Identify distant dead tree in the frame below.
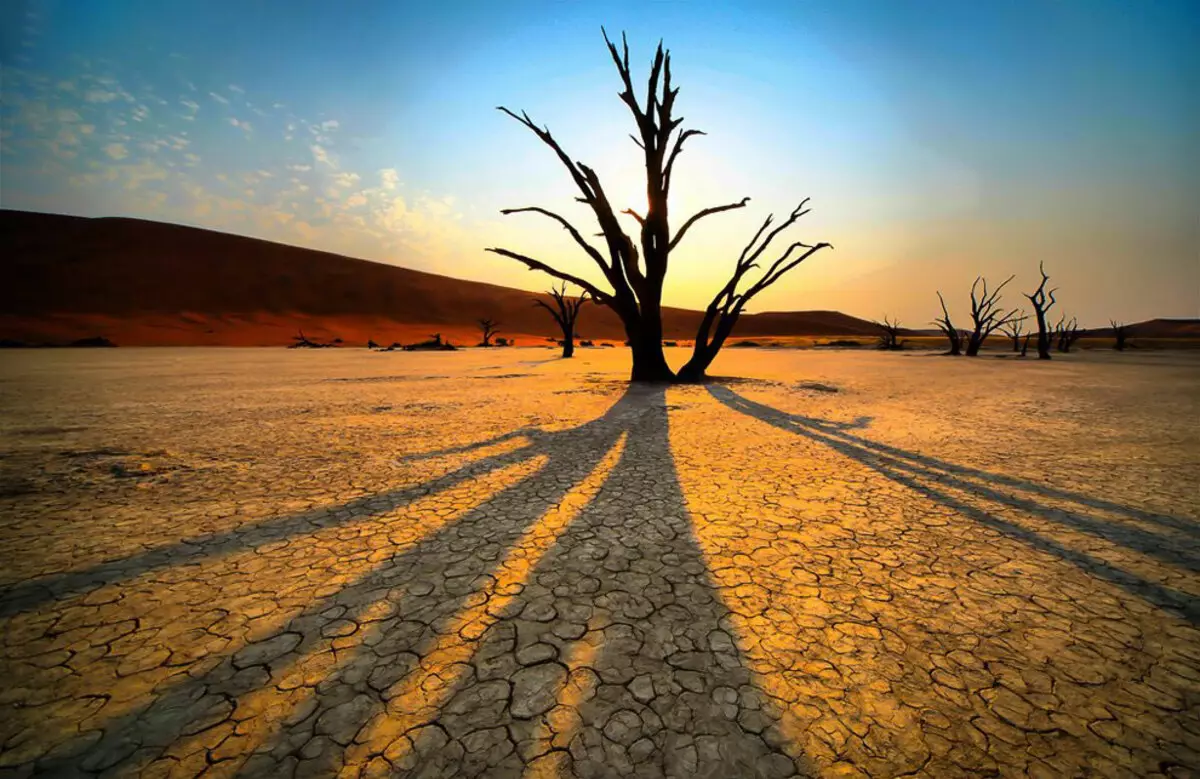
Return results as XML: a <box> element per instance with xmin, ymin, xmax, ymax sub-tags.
<box><xmin>933</xmin><ymin>291</ymin><xmax>963</xmax><ymax>355</ymax></box>
<box><xmin>875</xmin><ymin>316</ymin><xmax>903</xmax><ymax>350</ymax></box>
<box><xmin>1110</xmin><ymin>320</ymin><xmax>1130</xmax><ymax>351</ymax></box>
<box><xmin>1021</xmin><ymin>332</ymin><xmax>1032</xmax><ymax>357</ymax></box>
<box><xmin>534</xmin><ymin>282</ymin><xmax>590</xmax><ymax>358</ymax></box>
<box><xmin>1001</xmin><ymin>314</ymin><xmax>1026</xmax><ymax>352</ymax></box>
<box><xmin>477</xmin><ymin>318</ymin><xmax>500</xmax><ymax>347</ymax></box>
<box><xmin>289</xmin><ymin>329</ymin><xmax>336</xmax><ymax>349</ymax></box>
<box><xmin>1054</xmin><ymin>315</ymin><xmax>1082</xmax><ymax>353</ymax></box>
<box><xmin>1023</xmin><ymin>262</ymin><xmax>1057</xmax><ymax>360</ymax></box>
<box><xmin>487</xmin><ymin>30</ymin><xmax>830</xmax><ymax>382</ymax></box>
<box><xmin>964</xmin><ymin>275</ymin><xmax>1022</xmax><ymax>356</ymax></box>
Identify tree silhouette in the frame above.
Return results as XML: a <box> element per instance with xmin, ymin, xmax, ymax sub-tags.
<box><xmin>964</xmin><ymin>275</ymin><xmax>1022</xmax><ymax>356</ymax></box>
<box><xmin>1054</xmin><ymin>315</ymin><xmax>1082</xmax><ymax>353</ymax></box>
<box><xmin>1001</xmin><ymin>314</ymin><xmax>1025</xmax><ymax>353</ymax></box>
<box><xmin>477</xmin><ymin>318</ymin><xmax>500</xmax><ymax>347</ymax></box>
<box><xmin>676</xmin><ymin>201</ymin><xmax>831</xmax><ymax>382</ymax></box>
<box><xmin>534</xmin><ymin>283</ymin><xmax>589</xmax><ymax>358</ymax></box>
<box><xmin>487</xmin><ymin>29</ymin><xmax>829</xmax><ymax>382</ymax></box>
<box><xmin>933</xmin><ymin>291</ymin><xmax>963</xmax><ymax>355</ymax></box>
<box><xmin>1111</xmin><ymin>320</ymin><xmax>1130</xmax><ymax>351</ymax></box>
<box><xmin>1024</xmin><ymin>262</ymin><xmax>1057</xmax><ymax>360</ymax></box>
<box><xmin>874</xmin><ymin>315</ymin><xmax>903</xmax><ymax>350</ymax></box>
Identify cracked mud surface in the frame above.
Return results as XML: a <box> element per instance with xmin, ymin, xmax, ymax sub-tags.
<box><xmin>1</xmin><ymin>347</ymin><xmax>1197</xmax><ymax>777</ymax></box>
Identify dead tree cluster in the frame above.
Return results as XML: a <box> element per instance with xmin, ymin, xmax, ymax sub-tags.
<box><xmin>534</xmin><ymin>282</ymin><xmax>590</xmax><ymax>358</ymax></box>
<box><xmin>964</xmin><ymin>276</ymin><xmax>1023</xmax><ymax>356</ymax></box>
<box><xmin>932</xmin><ymin>276</ymin><xmax>1026</xmax><ymax>357</ymax></box>
<box><xmin>488</xmin><ymin>29</ymin><xmax>831</xmax><ymax>383</ymax></box>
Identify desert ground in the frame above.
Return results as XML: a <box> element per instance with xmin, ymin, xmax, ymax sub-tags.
<box><xmin>0</xmin><ymin>346</ymin><xmax>1197</xmax><ymax>778</ymax></box>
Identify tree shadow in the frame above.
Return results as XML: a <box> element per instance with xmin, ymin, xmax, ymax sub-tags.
<box><xmin>706</xmin><ymin>384</ymin><xmax>1200</xmax><ymax>627</ymax></box>
<box><xmin>28</xmin><ymin>387</ymin><xmax>809</xmax><ymax>777</ymax></box>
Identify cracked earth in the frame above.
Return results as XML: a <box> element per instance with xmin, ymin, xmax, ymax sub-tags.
<box><xmin>0</xmin><ymin>346</ymin><xmax>1197</xmax><ymax>778</ymax></box>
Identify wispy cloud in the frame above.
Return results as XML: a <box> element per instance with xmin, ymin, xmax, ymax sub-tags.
<box><xmin>104</xmin><ymin>142</ymin><xmax>129</xmax><ymax>160</ymax></box>
<box><xmin>208</xmin><ymin>91</ymin><xmax>229</xmax><ymax>105</ymax></box>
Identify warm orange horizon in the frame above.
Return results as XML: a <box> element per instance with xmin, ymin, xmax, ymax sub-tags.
<box><xmin>3</xmin><ymin>1</ymin><xmax>1196</xmax><ymax>326</ymax></box>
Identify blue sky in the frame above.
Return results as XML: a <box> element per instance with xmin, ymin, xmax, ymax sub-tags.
<box><xmin>2</xmin><ymin>0</ymin><xmax>1197</xmax><ymax>324</ymax></box>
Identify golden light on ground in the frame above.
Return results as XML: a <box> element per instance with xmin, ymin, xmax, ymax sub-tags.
<box><xmin>521</xmin><ymin>618</ymin><xmax>605</xmax><ymax>778</ymax></box>
<box><xmin>341</xmin><ymin>434</ymin><xmax>627</xmax><ymax>767</ymax></box>
<box><xmin>5</xmin><ymin>455</ymin><xmax>546</xmax><ymax>764</ymax></box>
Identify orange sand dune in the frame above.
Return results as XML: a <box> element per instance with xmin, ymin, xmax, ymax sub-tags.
<box><xmin>5</xmin><ymin>210</ymin><xmax>1192</xmax><ymax>347</ymax></box>
<box><xmin>1</xmin><ymin>210</ymin><xmax>889</xmax><ymax>347</ymax></box>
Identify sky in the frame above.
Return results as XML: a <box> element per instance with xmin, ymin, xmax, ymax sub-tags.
<box><xmin>2</xmin><ymin>0</ymin><xmax>1197</xmax><ymax>326</ymax></box>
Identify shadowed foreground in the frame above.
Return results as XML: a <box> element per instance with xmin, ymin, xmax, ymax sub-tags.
<box><xmin>0</xmin><ymin>348</ymin><xmax>1197</xmax><ymax>777</ymax></box>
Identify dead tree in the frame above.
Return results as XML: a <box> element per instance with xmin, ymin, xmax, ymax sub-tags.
<box><xmin>933</xmin><ymin>292</ymin><xmax>963</xmax><ymax>355</ymax></box>
<box><xmin>1055</xmin><ymin>316</ymin><xmax>1081</xmax><ymax>353</ymax></box>
<box><xmin>1001</xmin><ymin>314</ymin><xmax>1025</xmax><ymax>352</ymax></box>
<box><xmin>487</xmin><ymin>30</ymin><xmax>829</xmax><ymax>382</ymax></box>
<box><xmin>289</xmin><ymin>329</ymin><xmax>335</xmax><ymax>349</ymax></box>
<box><xmin>534</xmin><ymin>282</ymin><xmax>590</xmax><ymax>358</ymax></box>
<box><xmin>1111</xmin><ymin>320</ymin><xmax>1130</xmax><ymax>351</ymax></box>
<box><xmin>875</xmin><ymin>315</ymin><xmax>903</xmax><ymax>350</ymax></box>
<box><xmin>477</xmin><ymin>319</ymin><xmax>500</xmax><ymax>347</ymax></box>
<box><xmin>676</xmin><ymin>201</ymin><xmax>832</xmax><ymax>381</ymax></box>
<box><xmin>965</xmin><ymin>275</ymin><xmax>1022</xmax><ymax>356</ymax></box>
<box><xmin>1023</xmin><ymin>262</ymin><xmax>1057</xmax><ymax>360</ymax></box>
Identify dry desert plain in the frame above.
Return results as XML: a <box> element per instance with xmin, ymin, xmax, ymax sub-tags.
<box><xmin>0</xmin><ymin>346</ymin><xmax>1198</xmax><ymax>778</ymax></box>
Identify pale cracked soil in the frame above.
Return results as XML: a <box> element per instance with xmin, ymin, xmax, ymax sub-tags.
<box><xmin>0</xmin><ymin>346</ymin><xmax>1197</xmax><ymax>778</ymax></box>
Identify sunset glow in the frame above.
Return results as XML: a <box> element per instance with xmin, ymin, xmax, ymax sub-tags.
<box><xmin>2</xmin><ymin>0</ymin><xmax>1196</xmax><ymax>324</ymax></box>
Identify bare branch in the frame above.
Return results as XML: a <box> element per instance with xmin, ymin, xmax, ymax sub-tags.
<box><xmin>669</xmin><ymin>197</ymin><xmax>751</xmax><ymax>252</ymax></box>
<box><xmin>499</xmin><ymin>207</ymin><xmax>609</xmax><ymax>271</ymax></box>
<box><xmin>663</xmin><ymin>128</ymin><xmax>705</xmax><ymax>194</ymax></box>
<box><xmin>485</xmin><ymin>247</ymin><xmax>609</xmax><ymax>304</ymax></box>
<box><xmin>621</xmin><ymin>208</ymin><xmax>646</xmax><ymax>225</ymax></box>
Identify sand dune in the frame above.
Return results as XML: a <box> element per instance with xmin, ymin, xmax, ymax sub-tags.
<box><xmin>3</xmin><ymin>210</ymin><xmax>886</xmax><ymax>347</ymax></box>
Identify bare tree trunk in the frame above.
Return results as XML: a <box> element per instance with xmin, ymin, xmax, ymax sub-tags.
<box><xmin>1111</xmin><ymin>320</ymin><xmax>1129</xmax><ymax>351</ymax></box>
<box><xmin>534</xmin><ymin>283</ymin><xmax>591</xmax><ymax>360</ymax></box>
<box><xmin>934</xmin><ymin>291</ymin><xmax>962</xmax><ymax>355</ymax></box>
<box><xmin>1024</xmin><ymin>263</ymin><xmax>1056</xmax><ymax>360</ymax></box>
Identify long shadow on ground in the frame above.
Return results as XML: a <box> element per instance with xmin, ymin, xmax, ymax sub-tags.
<box><xmin>707</xmin><ymin>384</ymin><xmax>1200</xmax><ymax>626</ymax></box>
<box><xmin>25</xmin><ymin>386</ymin><xmax>808</xmax><ymax>778</ymax></box>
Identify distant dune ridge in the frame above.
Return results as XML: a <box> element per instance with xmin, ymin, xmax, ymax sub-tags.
<box><xmin>2</xmin><ymin>209</ymin><xmax>1195</xmax><ymax>347</ymax></box>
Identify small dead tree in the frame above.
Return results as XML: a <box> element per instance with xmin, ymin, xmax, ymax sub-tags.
<box><xmin>875</xmin><ymin>316</ymin><xmax>902</xmax><ymax>350</ymax></box>
<box><xmin>534</xmin><ymin>283</ymin><xmax>590</xmax><ymax>358</ymax></box>
<box><xmin>477</xmin><ymin>319</ymin><xmax>500</xmax><ymax>347</ymax></box>
<box><xmin>1001</xmin><ymin>314</ymin><xmax>1026</xmax><ymax>352</ymax></box>
<box><xmin>933</xmin><ymin>291</ymin><xmax>963</xmax><ymax>355</ymax></box>
<box><xmin>1055</xmin><ymin>316</ymin><xmax>1081</xmax><ymax>353</ymax></box>
<box><xmin>1023</xmin><ymin>262</ymin><xmax>1057</xmax><ymax>360</ymax></box>
<box><xmin>676</xmin><ymin>201</ymin><xmax>832</xmax><ymax>382</ymax></box>
<box><xmin>1110</xmin><ymin>320</ymin><xmax>1130</xmax><ymax>351</ymax></box>
<box><xmin>965</xmin><ymin>275</ymin><xmax>1022</xmax><ymax>356</ymax></box>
